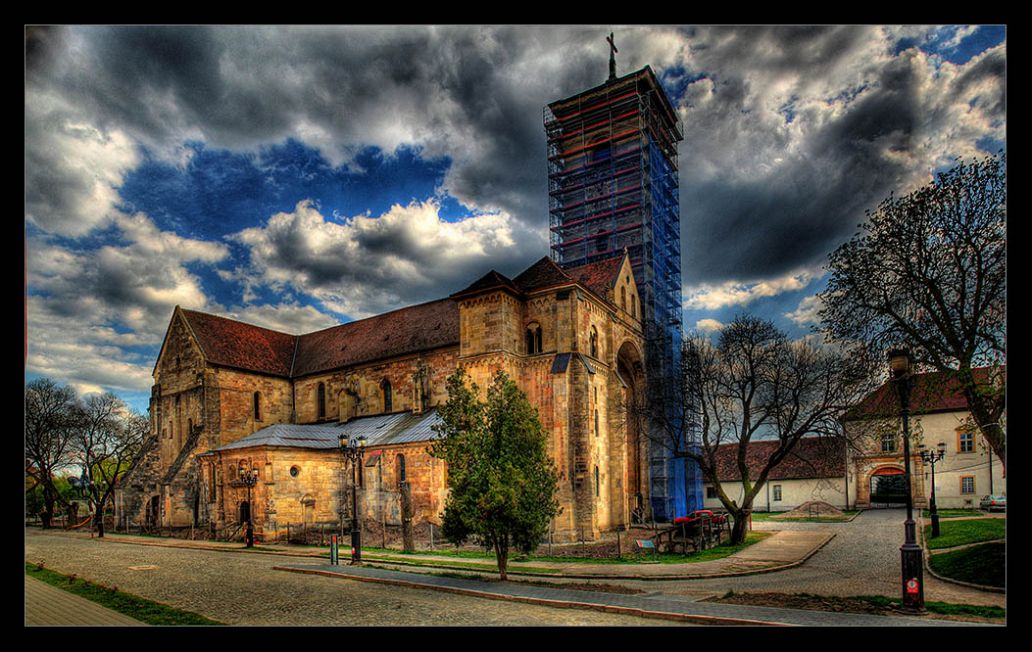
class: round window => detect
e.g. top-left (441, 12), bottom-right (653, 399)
top-left (290, 466), bottom-right (300, 478)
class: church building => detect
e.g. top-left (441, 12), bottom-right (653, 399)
top-left (118, 253), bottom-right (649, 544)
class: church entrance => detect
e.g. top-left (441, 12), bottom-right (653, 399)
top-left (617, 341), bottom-right (646, 525)
top-left (145, 495), bottom-right (160, 529)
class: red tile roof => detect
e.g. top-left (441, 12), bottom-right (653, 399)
top-left (292, 299), bottom-right (458, 377)
top-left (565, 256), bottom-right (623, 299)
top-left (843, 367), bottom-right (1003, 421)
top-left (712, 437), bottom-right (847, 481)
top-left (180, 309), bottom-right (297, 377)
top-left (451, 270), bottom-right (521, 299)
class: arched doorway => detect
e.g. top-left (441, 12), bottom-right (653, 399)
top-left (145, 495), bottom-right (160, 529)
top-left (617, 340), bottom-right (646, 525)
top-left (239, 500), bottom-right (251, 525)
top-left (870, 467), bottom-right (907, 506)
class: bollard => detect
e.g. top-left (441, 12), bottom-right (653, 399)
top-left (330, 534), bottom-right (339, 565)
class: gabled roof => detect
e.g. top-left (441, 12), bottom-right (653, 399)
top-left (843, 367), bottom-right (1003, 421)
top-left (292, 299), bottom-right (459, 377)
top-left (452, 269), bottom-right (522, 299)
top-left (712, 437), bottom-right (846, 482)
top-left (213, 409), bottom-right (443, 452)
top-left (565, 256), bottom-right (624, 299)
top-left (512, 256), bottom-right (575, 293)
top-left (180, 309), bottom-right (297, 377)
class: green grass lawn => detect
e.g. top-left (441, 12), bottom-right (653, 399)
top-left (925, 517), bottom-right (1005, 550)
top-left (922, 509), bottom-right (985, 519)
top-left (372, 532), bottom-right (771, 567)
top-left (748, 511), bottom-right (858, 523)
top-left (25, 563), bottom-right (221, 625)
top-left (928, 542), bottom-right (1005, 588)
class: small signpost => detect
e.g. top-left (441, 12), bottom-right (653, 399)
top-left (635, 539), bottom-right (657, 562)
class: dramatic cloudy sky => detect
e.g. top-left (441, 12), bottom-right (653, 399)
top-left (24, 25), bottom-right (1006, 413)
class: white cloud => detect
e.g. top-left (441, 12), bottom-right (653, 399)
top-left (683, 268), bottom-right (821, 311)
top-left (224, 303), bottom-right (340, 336)
top-left (695, 319), bottom-right (726, 333)
top-left (786, 294), bottom-right (824, 327)
top-left (233, 198), bottom-right (530, 318)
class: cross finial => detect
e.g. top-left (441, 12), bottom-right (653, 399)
top-left (606, 32), bottom-right (618, 81)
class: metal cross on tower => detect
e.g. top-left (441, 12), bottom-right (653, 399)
top-left (607, 32), bottom-right (618, 81)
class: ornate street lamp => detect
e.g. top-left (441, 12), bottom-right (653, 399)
top-left (238, 463), bottom-right (259, 548)
top-left (919, 441), bottom-right (947, 538)
top-left (888, 348), bottom-right (925, 613)
top-left (339, 434), bottom-right (368, 564)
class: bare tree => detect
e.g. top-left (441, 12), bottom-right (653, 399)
top-left (631, 316), bottom-right (878, 544)
top-left (819, 153), bottom-right (1006, 469)
top-left (75, 393), bottom-right (149, 537)
top-left (25, 378), bottom-right (79, 528)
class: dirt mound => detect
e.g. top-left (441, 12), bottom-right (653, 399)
top-left (782, 501), bottom-right (844, 518)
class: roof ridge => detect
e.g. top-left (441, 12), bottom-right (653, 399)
top-left (297, 297), bottom-right (455, 338)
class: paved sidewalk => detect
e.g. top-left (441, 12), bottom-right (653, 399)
top-left (25, 576), bottom-right (145, 627)
top-left (272, 562), bottom-right (993, 627)
top-left (75, 528), bottom-right (834, 580)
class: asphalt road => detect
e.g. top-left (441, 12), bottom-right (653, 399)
top-left (24, 529), bottom-right (692, 626)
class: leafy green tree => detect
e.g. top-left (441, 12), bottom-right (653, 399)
top-left (431, 369), bottom-right (560, 580)
top-left (25, 378), bottom-right (79, 528)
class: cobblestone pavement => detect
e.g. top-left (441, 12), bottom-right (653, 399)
top-left (24, 530), bottom-right (691, 626)
top-left (613, 509), bottom-right (1006, 608)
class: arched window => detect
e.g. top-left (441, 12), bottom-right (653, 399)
top-left (526, 323), bottom-right (543, 354)
top-left (589, 326), bottom-right (598, 358)
top-left (382, 379), bottom-right (393, 413)
top-left (253, 392), bottom-right (261, 421)
top-left (317, 383), bottom-right (326, 419)
top-left (594, 466), bottom-right (600, 497)
top-left (631, 294), bottom-right (637, 319)
top-left (397, 454), bottom-right (407, 483)
top-left (620, 286), bottom-right (627, 311)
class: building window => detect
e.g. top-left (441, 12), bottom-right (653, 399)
top-left (631, 294), bottom-right (636, 319)
top-left (620, 286), bottom-right (627, 311)
top-left (958, 431), bottom-right (974, 453)
top-left (706, 486), bottom-right (718, 499)
top-left (594, 466), bottom-right (600, 497)
top-left (589, 326), bottom-right (598, 358)
top-left (961, 476), bottom-right (975, 494)
top-left (382, 379), bottom-right (393, 413)
top-left (253, 392), bottom-right (262, 421)
top-left (881, 433), bottom-right (897, 453)
top-left (397, 454), bottom-right (406, 483)
top-left (317, 383), bottom-right (326, 419)
top-left (594, 410), bottom-right (600, 437)
top-left (290, 466), bottom-right (300, 478)
top-left (773, 485), bottom-right (783, 502)
top-left (526, 323), bottom-right (543, 354)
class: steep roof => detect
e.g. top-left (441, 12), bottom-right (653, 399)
top-left (512, 256), bottom-right (575, 292)
top-left (180, 309), bottom-right (297, 377)
top-left (712, 437), bottom-right (847, 482)
top-left (843, 367), bottom-right (1003, 421)
top-left (451, 269), bottom-right (521, 299)
top-left (292, 299), bottom-right (459, 377)
top-left (565, 256), bottom-right (624, 299)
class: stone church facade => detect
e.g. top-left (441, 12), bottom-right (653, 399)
top-left (118, 253), bottom-right (648, 544)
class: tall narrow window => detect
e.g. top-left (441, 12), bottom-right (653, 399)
top-left (317, 383), bottom-right (326, 419)
top-left (631, 294), bottom-right (637, 318)
top-left (620, 286), bottom-right (627, 311)
top-left (398, 454), bottom-right (407, 483)
top-left (594, 466), bottom-right (600, 497)
top-left (595, 410), bottom-right (600, 438)
top-left (382, 379), bottom-right (393, 413)
top-left (773, 485), bottom-right (783, 501)
top-left (526, 323), bottom-right (543, 354)
top-left (589, 326), bottom-right (598, 358)
top-left (253, 392), bottom-right (262, 421)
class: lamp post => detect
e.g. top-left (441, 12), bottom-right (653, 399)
top-left (339, 434), bottom-right (367, 564)
top-left (919, 441), bottom-right (947, 538)
top-left (888, 348), bottom-right (925, 613)
top-left (238, 463), bottom-right (259, 548)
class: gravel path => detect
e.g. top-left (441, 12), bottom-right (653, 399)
top-left (24, 530), bottom-right (691, 626)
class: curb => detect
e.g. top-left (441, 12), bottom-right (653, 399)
top-left (923, 546), bottom-right (1005, 595)
top-left (272, 565), bottom-right (792, 627)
